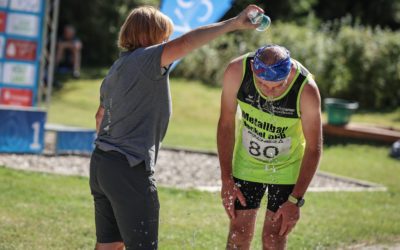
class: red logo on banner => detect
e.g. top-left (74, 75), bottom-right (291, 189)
top-left (5, 39), bottom-right (37, 61)
top-left (0, 12), bottom-right (6, 32)
top-left (0, 88), bottom-right (33, 106)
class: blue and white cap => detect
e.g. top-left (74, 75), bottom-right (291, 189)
top-left (252, 45), bottom-right (292, 82)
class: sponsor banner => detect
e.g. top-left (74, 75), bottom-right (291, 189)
top-left (0, 36), bottom-right (4, 57)
top-left (0, 11), bottom-right (6, 32)
top-left (2, 62), bottom-right (35, 86)
top-left (5, 38), bottom-right (37, 60)
top-left (6, 13), bottom-right (39, 37)
top-left (10, 0), bottom-right (41, 13)
top-left (0, 0), bottom-right (46, 107)
top-left (0, 106), bottom-right (46, 153)
top-left (0, 87), bottom-right (32, 106)
top-left (0, 0), bottom-right (7, 8)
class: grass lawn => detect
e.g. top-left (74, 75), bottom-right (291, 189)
top-left (46, 76), bottom-right (400, 151)
top-left (9, 75), bottom-right (394, 248)
top-left (1, 144), bottom-right (400, 249)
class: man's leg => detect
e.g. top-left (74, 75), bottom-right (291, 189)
top-left (262, 210), bottom-right (287, 250)
top-left (262, 184), bottom-right (294, 250)
top-left (226, 178), bottom-right (268, 250)
top-left (227, 209), bottom-right (258, 250)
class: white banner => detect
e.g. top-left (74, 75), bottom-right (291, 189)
top-left (3, 62), bottom-right (35, 86)
top-left (6, 13), bottom-right (39, 37)
top-left (10, 0), bottom-right (41, 13)
top-left (0, 0), bottom-right (8, 8)
top-left (0, 35), bottom-right (4, 58)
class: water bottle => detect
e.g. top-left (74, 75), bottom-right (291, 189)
top-left (248, 10), bottom-right (271, 31)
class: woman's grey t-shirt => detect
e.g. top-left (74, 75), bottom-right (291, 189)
top-left (95, 44), bottom-right (171, 171)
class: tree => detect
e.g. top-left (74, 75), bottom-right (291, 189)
top-left (314, 0), bottom-right (400, 30)
top-left (58, 0), bottom-right (159, 66)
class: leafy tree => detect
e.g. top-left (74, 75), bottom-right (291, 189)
top-left (57, 0), bottom-right (400, 66)
top-left (314, 0), bottom-right (400, 30)
top-left (58, 0), bottom-right (159, 66)
top-left (222, 0), bottom-right (318, 24)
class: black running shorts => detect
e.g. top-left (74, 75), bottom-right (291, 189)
top-left (89, 147), bottom-right (159, 249)
top-left (233, 177), bottom-right (294, 212)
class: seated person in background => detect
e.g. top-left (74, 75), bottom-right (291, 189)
top-left (56, 25), bottom-right (82, 78)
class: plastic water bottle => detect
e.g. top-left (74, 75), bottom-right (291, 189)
top-left (248, 10), bottom-right (271, 31)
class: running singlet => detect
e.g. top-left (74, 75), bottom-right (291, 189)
top-left (232, 53), bottom-right (312, 184)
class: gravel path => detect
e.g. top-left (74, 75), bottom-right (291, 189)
top-left (0, 148), bottom-right (385, 192)
top-left (0, 149), bottom-right (394, 249)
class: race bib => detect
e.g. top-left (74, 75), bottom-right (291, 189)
top-left (242, 127), bottom-right (291, 161)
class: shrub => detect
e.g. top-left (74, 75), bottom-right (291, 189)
top-left (173, 22), bottom-right (400, 110)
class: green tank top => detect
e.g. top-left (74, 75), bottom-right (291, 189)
top-left (233, 53), bottom-right (311, 184)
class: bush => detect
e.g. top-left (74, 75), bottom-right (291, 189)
top-left (173, 21), bottom-right (400, 110)
top-left (172, 30), bottom-right (266, 86)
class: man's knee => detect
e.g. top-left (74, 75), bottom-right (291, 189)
top-left (227, 220), bottom-right (255, 246)
top-left (227, 231), bottom-right (252, 250)
top-left (262, 231), bottom-right (287, 247)
top-left (262, 213), bottom-right (288, 248)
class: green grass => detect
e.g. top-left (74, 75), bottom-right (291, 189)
top-left (163, 79), bottom-right (221, 150)
top-left (28, 74), bottom-right (400, 248)
top-left (47, 77), bottom-right (400, 151)
top-left (45, 78), bottom-right (102, 129)
top-left (46, 77), bottom-right (223, 150)
top-left (351, 109), bottom-right (400, 129)
top-left (1, 144), bottom-right (399, 249)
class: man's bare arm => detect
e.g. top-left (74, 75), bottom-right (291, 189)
top-left (291, 78), bottom-right (323, 198)
top-left (217, 57), bottom-right (244, 181)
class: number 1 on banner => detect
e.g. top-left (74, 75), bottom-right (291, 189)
top-left (30, 121), bottom-right (41, 150)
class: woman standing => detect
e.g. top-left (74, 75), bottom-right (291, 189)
top-left (89, 4), bottom-right (263, 250)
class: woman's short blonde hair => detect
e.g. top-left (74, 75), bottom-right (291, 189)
top-left (118, 6), bottom-right (173, 51)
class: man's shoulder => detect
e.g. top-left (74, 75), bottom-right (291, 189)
top-left (300, 77), bottom-right (321, 109)
top-left (227, 53), bottom-right (251, 73)
top-left (224, 60), bottom-right (243, 84)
